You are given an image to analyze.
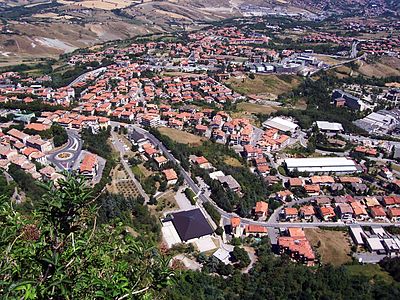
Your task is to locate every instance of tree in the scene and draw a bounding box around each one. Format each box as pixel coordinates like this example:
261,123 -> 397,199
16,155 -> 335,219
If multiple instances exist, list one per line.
230,246 -> 251,269
51,124 -> 68,147
0,174 -> 174,299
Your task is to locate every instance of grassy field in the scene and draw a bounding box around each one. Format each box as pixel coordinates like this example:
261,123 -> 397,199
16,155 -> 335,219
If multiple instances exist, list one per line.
223,156 -> 243,167
227,74 -> 301,99
58,0 -> 136,10
237,102 -> 278,115
131,164 -> 152,180
357,58 -> 400,78
158,127 -> 205,146
345,264 -> 394,284
148,190 -> 178,217
313,54 -> 347,66
305,228 -> 352,266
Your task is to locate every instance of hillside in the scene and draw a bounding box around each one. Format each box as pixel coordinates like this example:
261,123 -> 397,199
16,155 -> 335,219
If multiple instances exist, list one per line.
0,0 -> 398,65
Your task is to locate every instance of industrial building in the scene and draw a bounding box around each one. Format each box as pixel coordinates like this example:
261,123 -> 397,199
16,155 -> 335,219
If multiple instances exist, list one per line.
263,117 -> 299,134
284,157 -> 359,174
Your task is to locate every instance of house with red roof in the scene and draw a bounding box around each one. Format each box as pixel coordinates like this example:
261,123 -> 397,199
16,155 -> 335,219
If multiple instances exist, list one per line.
163,169 -> 178,186
79,153 -> 98,179
254,201 -> 269,218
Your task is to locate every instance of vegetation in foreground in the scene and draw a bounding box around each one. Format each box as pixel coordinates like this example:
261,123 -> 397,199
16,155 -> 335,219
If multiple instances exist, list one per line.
0,175 -> 174,299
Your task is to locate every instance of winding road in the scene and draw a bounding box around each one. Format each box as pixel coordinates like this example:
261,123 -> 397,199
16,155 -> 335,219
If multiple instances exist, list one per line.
47,129 -> 83,171
120,123 -> 400,229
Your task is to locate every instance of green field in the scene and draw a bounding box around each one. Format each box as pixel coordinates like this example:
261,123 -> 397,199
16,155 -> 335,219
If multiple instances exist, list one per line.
345,264 -> 394,284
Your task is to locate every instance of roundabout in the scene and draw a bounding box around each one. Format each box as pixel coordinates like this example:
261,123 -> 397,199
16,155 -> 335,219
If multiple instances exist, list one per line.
55,152 -> 73,161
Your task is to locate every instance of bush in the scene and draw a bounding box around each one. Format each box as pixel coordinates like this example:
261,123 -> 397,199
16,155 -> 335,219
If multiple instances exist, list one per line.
184,188 -> 196,205
203,202 -> 221,225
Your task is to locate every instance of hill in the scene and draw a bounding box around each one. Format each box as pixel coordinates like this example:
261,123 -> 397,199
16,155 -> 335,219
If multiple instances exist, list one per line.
0,0 -> 398,65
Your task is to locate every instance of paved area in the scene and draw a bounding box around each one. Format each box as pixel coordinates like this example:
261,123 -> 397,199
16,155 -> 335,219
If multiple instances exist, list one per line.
173,254 -> 202,271
175,187 -> 196,210
353,253 -> 387,264
47,129 -> 82,171
195,236 -> 217,252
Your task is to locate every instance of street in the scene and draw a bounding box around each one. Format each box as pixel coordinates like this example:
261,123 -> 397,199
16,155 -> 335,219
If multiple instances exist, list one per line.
123,123 -> 400,229
47,129 -> 83,171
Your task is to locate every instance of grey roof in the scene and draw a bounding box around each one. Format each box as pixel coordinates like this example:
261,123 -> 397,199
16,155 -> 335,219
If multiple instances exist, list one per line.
171,209 -> 214,242
219,175 -> 241,190
129,130 -> 145,142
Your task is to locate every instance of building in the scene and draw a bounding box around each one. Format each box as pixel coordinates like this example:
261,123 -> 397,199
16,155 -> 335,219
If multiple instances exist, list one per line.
363,236 -> 386,254
318,206 -> 335,221
26,137 -> 53,153
163,169 -> 178,186
262,117 -> 298,134
7,128 -> 29,144
169,209 -> 214,243
244,225 -> 268,237
299,206 -> 315,221
388,207 -> 400,222
154,155 -> 168,168
370,206 -> 387,221
349,226 -> 365,246
284,157 -> 359,174
277,228 -> 316,266
354,110 -> 399,134
210,171 -> 241,193
230,217 -> 243,238
315,121 -> 344,134
79,153 -> 98,178
335,203 -> 354,221
254,201 -> 269,218
332,89 -> 369,111
350,201 -> 369,221
282,207 -> 298,222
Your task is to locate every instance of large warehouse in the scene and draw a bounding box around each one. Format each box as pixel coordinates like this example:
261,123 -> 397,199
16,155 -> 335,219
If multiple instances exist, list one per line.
284,157 -> 359,174
263,117 -> 299,133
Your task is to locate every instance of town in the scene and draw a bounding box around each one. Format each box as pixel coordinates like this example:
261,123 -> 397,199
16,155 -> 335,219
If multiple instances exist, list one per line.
1,14 -> 400,281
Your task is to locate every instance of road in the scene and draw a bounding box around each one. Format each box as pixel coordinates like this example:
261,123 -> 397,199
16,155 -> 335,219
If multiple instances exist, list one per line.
110,121 -> 400,229
47,129 -> 83,171
350,41 -> 359,59
68,67 -> 107,87
110,129 -> 149,203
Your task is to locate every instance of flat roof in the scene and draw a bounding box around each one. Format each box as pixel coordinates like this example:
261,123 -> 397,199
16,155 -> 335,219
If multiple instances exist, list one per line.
316,121 -> 344,131
349,226 -> 365,245
162,221 -> 182,248
263,117 -> 298,132
285,157 -> 356,168
213,248 -> 231,264
365,237 -> 385,251
285,157 -> 358,172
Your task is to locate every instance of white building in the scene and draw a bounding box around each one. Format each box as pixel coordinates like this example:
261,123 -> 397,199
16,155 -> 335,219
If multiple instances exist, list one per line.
263,117 -> 299,133
284,157 -> 359,174
315,121 -> 344,134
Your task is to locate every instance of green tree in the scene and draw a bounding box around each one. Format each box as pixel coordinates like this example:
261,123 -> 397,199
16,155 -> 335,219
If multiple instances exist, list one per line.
0,174 -> 174,299
230,246 -> 251,269
51,124 -> 68,147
